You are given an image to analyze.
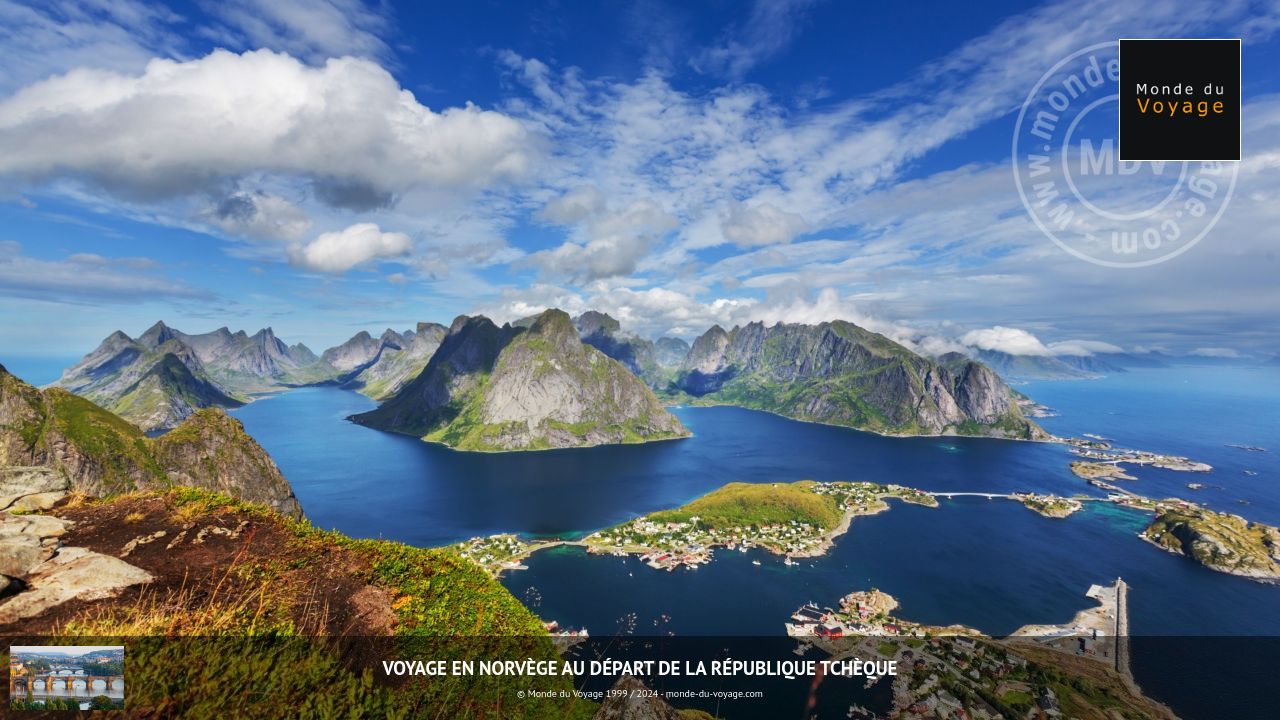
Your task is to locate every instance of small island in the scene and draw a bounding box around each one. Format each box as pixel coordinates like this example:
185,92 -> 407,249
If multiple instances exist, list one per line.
1070,461 -> 1136,481
582,481 -> 938,569
1014,493 -> 1083,518
1143,506 -> 1280,583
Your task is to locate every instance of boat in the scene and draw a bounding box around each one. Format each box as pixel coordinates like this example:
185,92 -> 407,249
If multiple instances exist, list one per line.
752,560 -> 761,566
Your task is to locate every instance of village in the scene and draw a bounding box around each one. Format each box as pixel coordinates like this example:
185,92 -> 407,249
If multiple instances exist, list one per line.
585,482 -> 941,571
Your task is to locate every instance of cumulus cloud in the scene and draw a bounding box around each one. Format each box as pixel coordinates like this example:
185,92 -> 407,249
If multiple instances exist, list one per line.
288,223 -> 412,273
203,191 -> 311,241
476,283 -> 967,358
0,49 -> 537,206
960,326 -> 1052,356
539,186 -> 606,224
526,199 -> 677,282
720,202 -> 810,247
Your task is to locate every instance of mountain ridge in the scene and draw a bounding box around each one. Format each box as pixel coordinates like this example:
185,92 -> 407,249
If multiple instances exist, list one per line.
672,320 -> 1044,439
352,309 -> 689,451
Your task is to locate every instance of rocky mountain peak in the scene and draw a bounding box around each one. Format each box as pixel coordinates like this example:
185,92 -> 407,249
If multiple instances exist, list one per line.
527,308 -> 577,341
138,321 -> 178,349
353,310 -> 687,451
574,310 -> 621,337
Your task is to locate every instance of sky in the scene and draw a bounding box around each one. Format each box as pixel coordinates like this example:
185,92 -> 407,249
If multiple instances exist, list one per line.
1,0 -> 1278,362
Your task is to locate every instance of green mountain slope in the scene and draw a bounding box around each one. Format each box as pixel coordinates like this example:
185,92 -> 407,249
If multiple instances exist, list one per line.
353,309 -> 689,451
1,365 -> 300,516
672,320 -> 1044,439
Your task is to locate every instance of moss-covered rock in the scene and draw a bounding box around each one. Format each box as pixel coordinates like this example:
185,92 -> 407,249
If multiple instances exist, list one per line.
1144,506 -> 1280,581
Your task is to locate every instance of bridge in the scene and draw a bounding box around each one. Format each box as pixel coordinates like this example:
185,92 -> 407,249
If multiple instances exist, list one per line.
932,492 -> 1017,499
9,674 -> 124,695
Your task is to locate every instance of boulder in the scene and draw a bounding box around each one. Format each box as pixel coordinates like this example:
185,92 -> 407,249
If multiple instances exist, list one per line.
0,546 -> 153,624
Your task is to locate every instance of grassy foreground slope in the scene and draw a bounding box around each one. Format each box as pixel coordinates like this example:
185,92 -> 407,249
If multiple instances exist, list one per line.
4,488 -> 591,720
646,481 -> 844,530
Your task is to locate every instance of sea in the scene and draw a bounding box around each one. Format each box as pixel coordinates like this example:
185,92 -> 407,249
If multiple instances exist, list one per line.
4,356 -> 1278,719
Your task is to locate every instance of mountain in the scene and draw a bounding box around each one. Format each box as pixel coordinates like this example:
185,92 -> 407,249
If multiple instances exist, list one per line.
654,337 -> 691,367
50,327 -> 242,432
572,311 -> 687,389
352,309 -> 689,451
327,323 -> 449,400
171,325 -> 336,392
321,330 -> 383,371
1,365 -> 301,517
670,322 -> 1044,439
52,322 -> 338,431
974,349 -> 1103,381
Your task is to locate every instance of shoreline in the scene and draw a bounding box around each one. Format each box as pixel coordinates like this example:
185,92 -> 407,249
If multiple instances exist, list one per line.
673,400 -> 1061,445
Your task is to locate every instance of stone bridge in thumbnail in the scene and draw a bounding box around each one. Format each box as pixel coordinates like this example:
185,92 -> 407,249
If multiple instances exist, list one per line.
9,674 -> 124,695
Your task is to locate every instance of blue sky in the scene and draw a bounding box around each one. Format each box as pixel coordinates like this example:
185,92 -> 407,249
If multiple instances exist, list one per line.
1,0 -> 1279,362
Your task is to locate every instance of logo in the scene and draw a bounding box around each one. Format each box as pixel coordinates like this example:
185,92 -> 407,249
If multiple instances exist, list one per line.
1013,42 -> 1237,268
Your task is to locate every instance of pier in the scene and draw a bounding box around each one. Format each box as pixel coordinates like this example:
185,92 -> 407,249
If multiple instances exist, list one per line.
1115,577 -> 1130,678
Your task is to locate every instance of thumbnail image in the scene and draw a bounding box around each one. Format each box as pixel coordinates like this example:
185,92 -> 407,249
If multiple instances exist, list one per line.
8,646 -> 125,711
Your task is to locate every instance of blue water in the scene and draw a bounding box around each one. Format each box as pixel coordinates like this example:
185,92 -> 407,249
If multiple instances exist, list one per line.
0,355 -> 78,387
228,367 -> 1280,719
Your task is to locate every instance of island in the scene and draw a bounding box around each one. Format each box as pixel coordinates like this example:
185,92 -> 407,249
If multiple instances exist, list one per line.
581,481 -> 937,569
1143,506 -> 1280,583
1069,461 -> 1136,481
1014,493 -> 1083,518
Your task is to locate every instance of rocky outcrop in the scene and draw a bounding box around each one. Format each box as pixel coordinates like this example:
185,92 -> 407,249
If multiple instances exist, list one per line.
0,466 -> 70,512
151,409 -> 302,519
353,310 -> 689,451
1,365 -> 303,518
1144,507 -> 1280,582
673,321 -> 1043,439
1,509 -> 152,622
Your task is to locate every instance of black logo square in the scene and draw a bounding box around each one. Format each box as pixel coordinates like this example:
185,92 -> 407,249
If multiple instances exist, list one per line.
1119,39 -> 1240,161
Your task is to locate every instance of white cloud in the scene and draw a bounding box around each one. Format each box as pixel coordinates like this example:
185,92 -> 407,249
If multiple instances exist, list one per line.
526,198 -> 677,282
0,240 -> 208,303
199,0 -> 394,65
203,191 -> 311,241
960,326 -> 1052,356
0,49 -> 537,206
1046,339 -> 1125,357
691,0 -> 821,78
1189,347 -> 1242,358
720,202 -> 809,247
476,283 -> 967,357
0,0 -> 185,96
539,186 -> 606,224
287,223 -> 412,273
